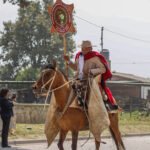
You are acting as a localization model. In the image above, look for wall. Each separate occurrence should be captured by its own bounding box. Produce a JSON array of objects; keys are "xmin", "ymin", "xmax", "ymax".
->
[
  {"xmin": 108, "ymin": 84, "xmax": 141, "ymax": 99},
  {"xmin": 0, "ymin": 104, "xmax": 50, "ymax": 131},
  {"xmin": 107, "ymin": 83, "xmax": 144, "ymax": 110},
  {"xmin": 15, "ymin": 103, "xmax": 49, "ymax": 124}
]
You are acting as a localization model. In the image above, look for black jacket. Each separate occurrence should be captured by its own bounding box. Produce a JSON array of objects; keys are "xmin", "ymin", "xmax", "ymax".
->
[{"xmin": 0, "ymin": 96, "xmax": 14, "ymax": 118}]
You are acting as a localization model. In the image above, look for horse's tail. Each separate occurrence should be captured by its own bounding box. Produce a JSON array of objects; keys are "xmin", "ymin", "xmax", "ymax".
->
[{"xmin": 109, "ymin": 127, "xmax": 126, "ymax": 150}]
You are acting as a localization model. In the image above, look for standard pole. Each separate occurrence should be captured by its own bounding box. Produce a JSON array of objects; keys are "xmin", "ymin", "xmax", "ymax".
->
[{"xmin": 63, "ymin": 34, "xmax": 68, "ymax": 76}]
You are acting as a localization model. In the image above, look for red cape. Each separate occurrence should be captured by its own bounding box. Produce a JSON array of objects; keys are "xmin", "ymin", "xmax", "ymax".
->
[
  {"xmin": 75, "ymin": 51, "xmax": 115, "ymax": 105},
  {"xmin": 75, "ymin": 51, "xmax": 112, "ymax": 81}
]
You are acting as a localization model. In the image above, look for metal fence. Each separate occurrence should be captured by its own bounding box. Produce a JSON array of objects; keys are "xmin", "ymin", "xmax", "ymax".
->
[{"xmin": 0, "ymin": 81, "xmax": 40, "ymax": 103}]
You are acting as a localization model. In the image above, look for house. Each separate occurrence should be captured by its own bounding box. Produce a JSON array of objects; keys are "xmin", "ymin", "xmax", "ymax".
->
[{"xmin": 107, "ymin": 72, "xmax": 150, "ymax": 109}]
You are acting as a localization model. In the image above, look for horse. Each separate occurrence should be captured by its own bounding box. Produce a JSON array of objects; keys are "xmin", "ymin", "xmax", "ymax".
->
[{"xmin": 32, "ymin": 63, "xmax": 125, "ymax": 150}]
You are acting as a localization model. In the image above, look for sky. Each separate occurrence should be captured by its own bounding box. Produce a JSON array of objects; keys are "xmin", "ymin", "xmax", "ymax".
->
[{"xmin": 0, "ymin": 0, "xmax": 150, "ymax": 77}]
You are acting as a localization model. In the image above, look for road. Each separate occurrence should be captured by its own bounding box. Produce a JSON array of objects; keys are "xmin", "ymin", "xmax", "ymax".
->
[{"xmin": 1, "ymin": 136, "xmax": 150, "ymax": 150}]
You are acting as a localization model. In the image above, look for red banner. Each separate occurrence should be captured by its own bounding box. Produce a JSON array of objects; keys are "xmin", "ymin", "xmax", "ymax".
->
[{"xmin": 48, "ymin": 0, "xmax": 75, "ymax": 35}]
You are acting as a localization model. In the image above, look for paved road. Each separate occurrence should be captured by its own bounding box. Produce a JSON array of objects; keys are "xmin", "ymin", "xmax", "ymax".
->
[{"xmin": 1, "ymin": 136, "xmax": 150, "ymax": 150}]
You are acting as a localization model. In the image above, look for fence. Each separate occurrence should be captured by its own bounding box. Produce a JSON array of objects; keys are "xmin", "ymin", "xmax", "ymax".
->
[
  {"xmin": 0, "ymin": 80, "xmax": 150, "ymax": 116},
  {"xmin": 0, "ymin": 81, "xmax": 44, "ymax": 103}
]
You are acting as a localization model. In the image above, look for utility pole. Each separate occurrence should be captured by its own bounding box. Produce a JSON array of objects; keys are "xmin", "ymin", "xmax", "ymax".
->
[
  {"xmin": 100, "ymin": 27, "xmax": 111, "ymax": 69},
  {"xmin": 101, "ymin": 26, "xmax": 104, "ymax": 51}
]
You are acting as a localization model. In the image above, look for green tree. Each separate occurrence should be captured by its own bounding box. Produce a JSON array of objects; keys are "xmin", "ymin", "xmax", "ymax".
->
[
  {"xmin": 0, "ymin": 0, "xmax": 75, "ymax": 80},
  {"xmin": 15, "ymin": 67, "xmax": 40, "ymax": 81},
  {"xmin": 3, "ymin": 0, "xmax": 30, "ymax": 7}
]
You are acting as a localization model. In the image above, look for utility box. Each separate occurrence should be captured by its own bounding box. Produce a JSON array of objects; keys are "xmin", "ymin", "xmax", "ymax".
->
[{"xmin": 100, "ymin": 49, "xmax": 111, "ymax": 69}]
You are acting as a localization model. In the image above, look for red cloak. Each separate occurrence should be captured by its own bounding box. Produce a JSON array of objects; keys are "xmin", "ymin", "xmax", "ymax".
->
[{"xmin": 75, "ymin": 51, "xmax": 115, "ymax": 105}]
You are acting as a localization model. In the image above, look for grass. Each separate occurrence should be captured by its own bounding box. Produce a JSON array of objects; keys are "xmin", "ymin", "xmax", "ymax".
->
[
  {"xmin": 10, "ymin": 124, "xmax": 45, "ymax": 139},
  {"xmin": 118, "ymin": 111, "xmax": 150, "ymax": 135},
  {"xmin": 9, "ymin": 111, "xmax": 150, "ymax": 140}
]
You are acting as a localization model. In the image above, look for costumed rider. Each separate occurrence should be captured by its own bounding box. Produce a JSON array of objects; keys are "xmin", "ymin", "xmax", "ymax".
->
[
  {"xmin": 64, "ymin": 41, "xmax": 119, "ymax": 111},
  {"xmin": 64, "ymin": 40, "xmax": 120, "ymax": 112}
]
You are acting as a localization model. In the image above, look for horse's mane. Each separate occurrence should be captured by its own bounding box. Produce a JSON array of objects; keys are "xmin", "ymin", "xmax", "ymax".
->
[
  {"xmin": 43, "ymin": 64, "xmax": 68, "ymax": 81},
  {"xmin": 43, "ymin": 64, "xmax": 55, "ymax": 70}
]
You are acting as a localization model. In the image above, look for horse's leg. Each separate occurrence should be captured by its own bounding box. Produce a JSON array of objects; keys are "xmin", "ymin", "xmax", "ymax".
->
[
  {"xmin": 71, "ymin": 131, "xmax": 78, "ymax": 150},
  {"xmin": 57, "ymin": 130, "xmax": 68, "ymax": 150},
  {"xmin": 95, "ymin": 138, "xmax": 101, "ymax": 150},
  {"xmin": 109, "ymin": 113, "xmax": 126, "ymax": 150}
]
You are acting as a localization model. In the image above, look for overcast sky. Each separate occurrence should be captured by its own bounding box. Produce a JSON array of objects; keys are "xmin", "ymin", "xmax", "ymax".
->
[{"xmin": 0, "ymin": 0, "xmax": 150, "ymax": 77}]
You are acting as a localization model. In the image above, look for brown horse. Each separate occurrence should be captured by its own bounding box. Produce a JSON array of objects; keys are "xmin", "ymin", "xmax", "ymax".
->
[{"xmin": 32, "ymin": 63, "xmax": 125, "ymax": 150}]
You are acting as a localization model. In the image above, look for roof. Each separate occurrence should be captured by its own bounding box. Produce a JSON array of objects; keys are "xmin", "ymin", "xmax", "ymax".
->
[{"xmin": 112, "ymin": 72, "xmax": 150, "ymax": 83}]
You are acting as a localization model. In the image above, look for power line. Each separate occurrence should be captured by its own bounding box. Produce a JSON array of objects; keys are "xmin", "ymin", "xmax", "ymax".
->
[
  {"xmin": 75, "ymin": 15, "xmax": 150, "ymax": 44},
  {"xmin": 75, "ymin": 15, "xmax": 102, "ymax": 28},
  {"xmin": 112, "ymin": 62, "xmax": 150, "ymax": 64},
  {"xmin": 105, "ymin": 28, "xmax": 150, "ymax": 43},
  {"xmin": 74, "ymin": 15, "xmax": 102, "ymax": 28}
]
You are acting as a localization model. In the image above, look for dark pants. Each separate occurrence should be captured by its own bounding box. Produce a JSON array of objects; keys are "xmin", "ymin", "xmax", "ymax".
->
[{"xmin": 1, "ymin": 116, "xmax": 11, "ymax": 147}]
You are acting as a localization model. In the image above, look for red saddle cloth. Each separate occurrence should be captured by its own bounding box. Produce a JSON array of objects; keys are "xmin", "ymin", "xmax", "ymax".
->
[{"xmin": 75, "ymin": 51, "xmax": 116, "ymax": 105}]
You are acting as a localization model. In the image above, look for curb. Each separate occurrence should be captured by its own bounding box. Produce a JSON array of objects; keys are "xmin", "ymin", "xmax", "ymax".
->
[{"xmin": 10, "ymin": 133, "xmax": 150, "ymax": 145}]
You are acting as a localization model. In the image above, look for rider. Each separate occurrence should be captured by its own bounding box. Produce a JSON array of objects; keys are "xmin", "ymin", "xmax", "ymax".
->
[{"xmin": 64, "ymin": 40, "xmax": 119, "ymax": 111}]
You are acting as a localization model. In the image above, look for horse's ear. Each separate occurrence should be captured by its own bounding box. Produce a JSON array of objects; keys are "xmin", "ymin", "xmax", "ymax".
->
[{"xmin": 52, "ymin": 60, "xmax": 57, "ymax": 69}]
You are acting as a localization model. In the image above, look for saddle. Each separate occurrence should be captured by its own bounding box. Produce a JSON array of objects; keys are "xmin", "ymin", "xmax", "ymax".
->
[
  {"xmin": 71, "ymin": 79, "xmax": 119, "ymax": 113},
  {"xmin": 72, "ymin": 79, "xmax": 89, "ymax": 109}
]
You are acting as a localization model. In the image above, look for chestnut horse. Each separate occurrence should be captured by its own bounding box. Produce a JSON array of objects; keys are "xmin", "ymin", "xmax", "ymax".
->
[{"xmin": 32, "ymin": 64, "xmax": 125, "ymax": 150}]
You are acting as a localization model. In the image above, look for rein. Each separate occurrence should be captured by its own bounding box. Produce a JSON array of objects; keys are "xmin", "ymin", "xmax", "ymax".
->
[
  {"xmin": 41, "ymin": 69, "xmax": 75, "ymax": 109},
  {"xmin": 41, "ymin": 69, "xmax": 56, "ymax": 90},
  {"xmin": 41, "ymin": 69, "xmax": 75, "ymax": 93},
  {"xmin": 44, "ymin": 70, "xmax": 57, "ymax": 107}
]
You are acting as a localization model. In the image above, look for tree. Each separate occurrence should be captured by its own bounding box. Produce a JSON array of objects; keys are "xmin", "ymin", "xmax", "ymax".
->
[
  {"xmin": 0, "ymin": 0, "xmax": 75, "ymax": 80},
  {"xmin": 3, "ymin": 0, "xmax": 30, "ymax": 8},
  {"xmin": 15, "ymin": 67, "xmax": 40, "ymax": 81}
]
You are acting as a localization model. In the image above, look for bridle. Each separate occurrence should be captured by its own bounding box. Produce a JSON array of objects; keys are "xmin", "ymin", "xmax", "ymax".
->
[
  {"xmin": 40, "ymin": 69, "xmax": 74, "ymax": 107},
  {"xmin": 41, "ymin": 69, "xmax": 75, "ymax": 94},
  {"xmin": 41, "ymin": 69, "xmax": 57, "ymax": 92},
  {"xmin": 40, "ymin": 68, "xmax": 57, "ymax": 106}
]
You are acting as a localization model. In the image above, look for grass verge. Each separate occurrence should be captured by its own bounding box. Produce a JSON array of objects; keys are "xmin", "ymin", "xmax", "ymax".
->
[{"xmin": 10, "ymin": 111, "xmax": 150, "ymax": 140}]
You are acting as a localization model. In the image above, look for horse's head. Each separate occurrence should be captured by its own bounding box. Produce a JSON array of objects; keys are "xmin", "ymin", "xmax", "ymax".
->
[{"xmin": 32, "ymin": 60, "xmax": 62, "ymax": 95}]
